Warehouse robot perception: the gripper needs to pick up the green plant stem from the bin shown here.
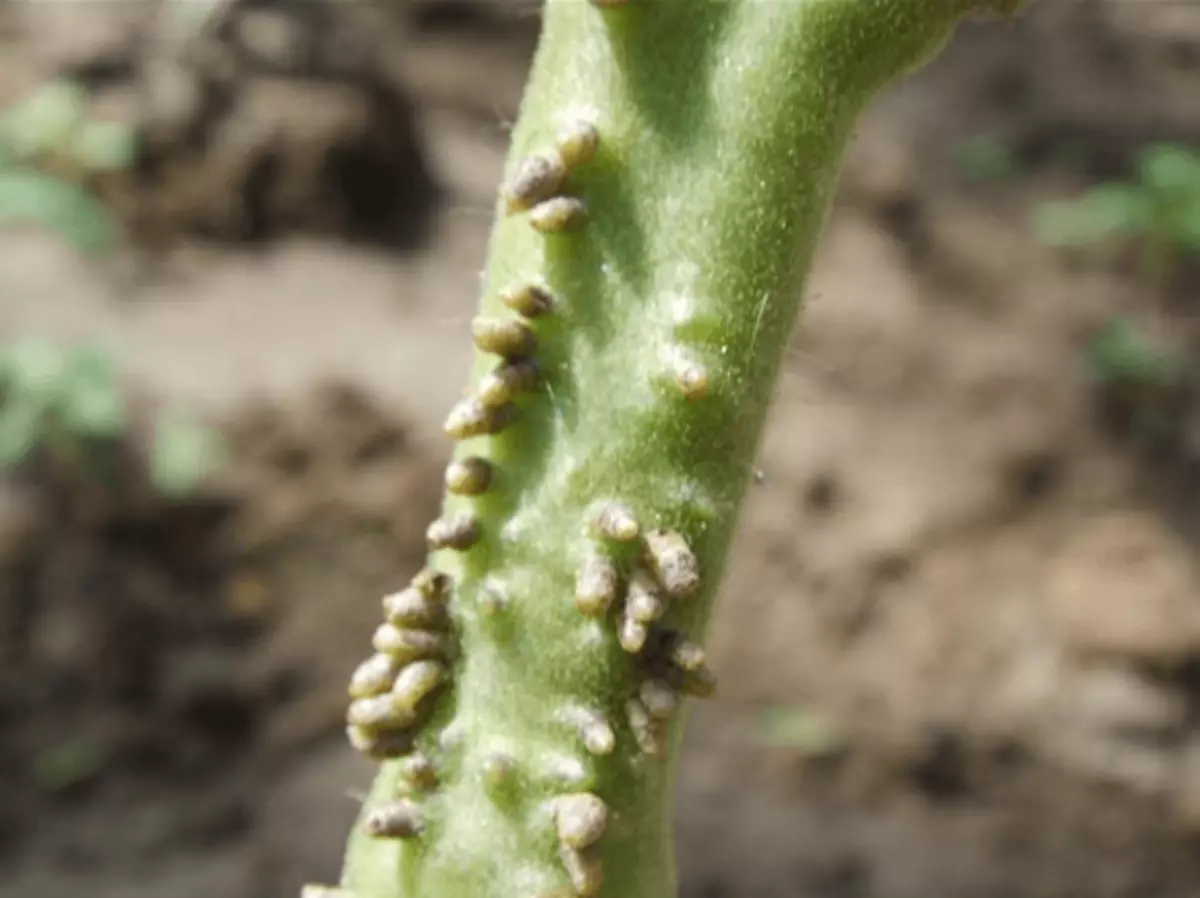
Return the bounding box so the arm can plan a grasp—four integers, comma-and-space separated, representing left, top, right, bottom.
336, 3, 1010, 897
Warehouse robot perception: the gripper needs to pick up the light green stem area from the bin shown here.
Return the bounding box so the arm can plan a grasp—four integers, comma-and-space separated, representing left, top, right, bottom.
338, 2, 1010, 897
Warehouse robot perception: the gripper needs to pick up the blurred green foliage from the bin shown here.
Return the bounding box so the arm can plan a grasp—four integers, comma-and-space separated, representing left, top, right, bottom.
0, 337, 125, 465
1034, 143, 1200, 284
754, 705, 846, 759
0, 79, 137, 254
1084, 318, 1186, 390
0, 80, 223, 498
151, 406, 227, 499
953, 134, 1018, 182
1083, 318, 1191, 447
0, 337, 225, 497
33, 738, 106, 792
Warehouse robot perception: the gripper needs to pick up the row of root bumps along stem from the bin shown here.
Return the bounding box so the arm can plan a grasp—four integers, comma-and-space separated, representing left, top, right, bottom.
500, 117, 600, 232
331, 108, 617, 896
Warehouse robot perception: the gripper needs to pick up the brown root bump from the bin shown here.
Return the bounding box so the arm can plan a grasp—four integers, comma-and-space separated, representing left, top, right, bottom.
530, 197, 588, 233
412, 567, 450, 599
643, 529, 700, 598
644, 628, 719, 698
445, 456, 494, 495
673, 358, 711, 400
427, 513, 482, 551
482, 750, 517, 786
669, 635, 707, 672
347, 725, 415, 760
479, 358, 540, 407
364, 799, 423, 840
626, 568, 667, 624
479, 578, 511, 615
559, 844, 604, 897
543, 754, 592, 790
502, 151, 568, 214
348, 693, 418, 730
676, 663, 718, 698
348, 653, 402, 699
563, 706, 616, 756
590, 501, 639, 542
444, 397, 518, 440
371, 624, 447, 662
500, 282, 556, 318
398, 753, 438, 791
392, 659, 447, 708
556, 119, 600, 169
554, 793, 609, 848
618, 615, 649, 654
638, 678, 680, 720
472, 316, 536, 359
626, 697, 666, 757
383, 588, 450, 631
574, 555, 620, 617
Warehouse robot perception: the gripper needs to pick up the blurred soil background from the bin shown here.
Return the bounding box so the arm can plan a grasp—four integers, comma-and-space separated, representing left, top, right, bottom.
3, 1, 1200, 896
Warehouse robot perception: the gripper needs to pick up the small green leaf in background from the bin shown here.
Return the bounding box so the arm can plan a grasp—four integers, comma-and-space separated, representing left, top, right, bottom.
1034, 143, 1200, 273
73, 119, 138, 172
1, 336, 67, 403
34, 739, 105, 792
0, 398, 45, 466
58, 344, 126, 439
954, 134, 1018, 182
1139, 143, 1200, 197
1034, 183, 1152, 249
1083, 318, 1186, 388
755, 705, 847, 759
151, 408, 226, 498
1, 80, 87, 160
1139, 144, 1200, 255
0, 168, 120, 254
0, 337, 64, 465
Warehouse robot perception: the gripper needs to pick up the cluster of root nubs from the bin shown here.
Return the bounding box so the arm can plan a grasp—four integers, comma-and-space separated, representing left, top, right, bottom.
315, 84, 716, 898
576, 501, 716, 761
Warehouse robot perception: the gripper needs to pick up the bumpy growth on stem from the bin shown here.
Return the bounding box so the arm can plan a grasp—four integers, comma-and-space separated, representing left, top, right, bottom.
313, 2, 1017, 897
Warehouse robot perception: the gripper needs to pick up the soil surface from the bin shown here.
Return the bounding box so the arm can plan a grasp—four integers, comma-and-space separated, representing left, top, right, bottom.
4, 2, 1200, 897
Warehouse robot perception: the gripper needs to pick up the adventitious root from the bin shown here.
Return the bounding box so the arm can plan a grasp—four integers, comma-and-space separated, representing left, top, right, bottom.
426, 513, 482, 551
501, 281, 556, 318
472, 316, 537, 359
530, 196, 589, 233
574, 555, 620, 617
443, 397, 518, 439
555, 793, 609, 848
479, 358, 541, 407
590, 501, 640, 542
560, 844, 605, 897
365, 800, 423, 839
643, 530, 700, 598
399, 753, 439, 792
445, 457, 493, 495
382, 588, 450, 630
370, 624, 447, 662
501, 152, 569, 214
562, 706, 617, 756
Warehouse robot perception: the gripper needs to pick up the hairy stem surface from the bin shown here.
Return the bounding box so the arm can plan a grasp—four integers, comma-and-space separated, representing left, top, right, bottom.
326, 3, 1011, 898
